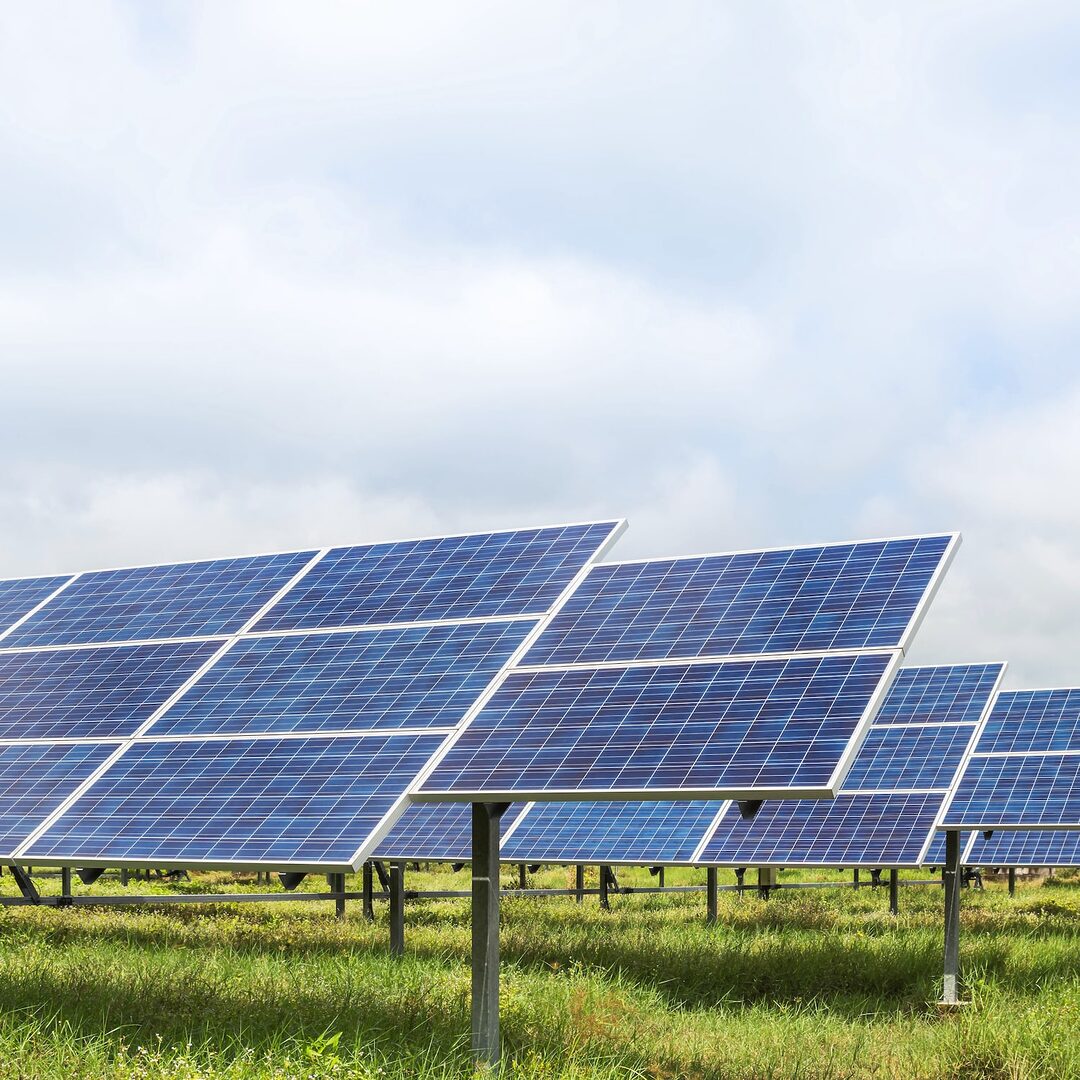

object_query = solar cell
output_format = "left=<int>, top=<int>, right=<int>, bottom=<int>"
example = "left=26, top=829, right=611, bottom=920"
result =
left=0, top=641, right=222, bottom=740
left=373, top=801, right=530, bottom=862
left=874, top=664, right=1004, bottom=726
left=24, top=733, right=446, bottom=868
left=0, top=741, right=118, bottom=857
left=418, top=652, right=896, bottom=799
left=841, top=723, right=977, bottom=792
left=941, top=753, right=1080, bottom=829
left=975, top=689, right=1080, bottom=754
left=253, top=522, right=624, bottom=633
left=149, top=621, right=534, bottom=738
left=965, top=829, right=1080, bottom=866
left=524, top=534, right=955, bottom=666
left=503, top=800, right=728, bottom=865
left=0, top=575, right=74, bottom=638
left=5, top=551, right=318, bottom=649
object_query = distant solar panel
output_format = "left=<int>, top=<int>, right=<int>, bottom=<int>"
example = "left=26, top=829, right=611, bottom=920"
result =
left=253, top=522, right=623, bottom=633
left=374, top=801, right=530, bottom=862
left=524, top=535, right=956, bottom=666
left=841, top=724, right=977, bottom=792
left=975, top=689, right=1080, bottom=754
left=23, top=733, right=446, bottom=868
left=0, top=574, right=73, bottom=638
left=0, top=641, right=221, bottom=740
left=874, top=663, right=1004, bottom=726
left=149, top=621, right=534, bottom=738
left=5, top=551, right=317, bottom=648
left=0, top=741, right=118, bottom=857
left=965, top=829, right=1080, bottom=866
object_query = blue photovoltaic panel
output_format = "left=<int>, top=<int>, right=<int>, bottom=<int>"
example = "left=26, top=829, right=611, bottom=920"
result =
left=0, top=575, right=73, bottom=636
left=841, top=724, right=977, bottom=792
left=373, top=801, right=529, bottom=861
left=26, top=733, right=445, bottom=866
left=875, top=664, right=1004, bottom=726
left=4, top=551, right=318, bottom=649
left=0, top=742, right=118, bottom=856
left=419, top=653, right=893, bottom=798
left=966, top=829, right=1080, bottom=867
left=922, top=832, right=949, bottom=865
left=975, top=690, right=1080, bottom=754
left=252, top=522, right=621, bottom=632
left=503, top=800, right=727, bottom=865
left=150, top=621, right=534, bottom=738
left=700, top=793, right=944, bottom=866
left=0, top=641, right=221, bottom=740
left=523, top=535, right=953, bottom=666
left=941, top=754, right=1080, bottom=829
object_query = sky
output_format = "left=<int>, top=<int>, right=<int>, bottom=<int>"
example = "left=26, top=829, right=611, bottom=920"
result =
left=0, top=2, right=1078, bottom=687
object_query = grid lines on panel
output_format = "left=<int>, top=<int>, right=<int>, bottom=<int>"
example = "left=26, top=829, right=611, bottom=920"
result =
left=0, top=575, right=74, bottom=636
left=976, top=689, right=1080, bottom=754
left=841, top=724, right=977, bottom=792
left=942, top=754, right=1080, bottom=828
left=373, top=802, right=529, bottom=861
left=149, top=621, right=534, bottom=738
left=0, top=640, right=223, bottom=740
left=5, top=551, right=318, bottom=649
left=524, top=535, right=953, bottom=666
left=253, top=522, right=621, bottom=632
left=966, top=829, right=1080, bottom=867
left=874, top=664, right=1004, bottom=726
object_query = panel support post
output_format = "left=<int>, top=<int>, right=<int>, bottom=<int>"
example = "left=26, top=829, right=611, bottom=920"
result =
left=889, top=869, right=899, bottom=916
left=61, top=867, right=72, bottom=900
left=389, top=861, right=405, bottom=956
left=942, top=830, right=961, bottom=1005
left=706, top=867, right=718, bottom=926
left=472, top=802, right=509, bottom=1071
left=1008, top=867, right=1016, bottom=897
left=329, top=872, right=346, bottom=920
left=518, top=863, right=527, bottom=889
left=599, top=865, right=612, bottom=911
left=362, top=861, right=374, bottom=921
left=575, top=864, right=584, bottom=904
left=853, top=868, right=860, bottom=889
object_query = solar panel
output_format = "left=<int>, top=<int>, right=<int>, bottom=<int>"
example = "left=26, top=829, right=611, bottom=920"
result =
left=874, top=663, right=1004, bottom=726
left=0, top=574, right=74, bottom=637
left=373, top=801, right=530, bottom=862
left=841, top=724, right=977, bottom=792
left=23, top=733, right=447, bottom=869
left=524, top=535, right=956, bottom=666
left=0, top=641, right=221, bottom=740
left=4, top=551, right=317, bottom=648
left=965, top=829, right=1080, bottom=866
left=149, top=621, right=535, bottom=738
left=975, top=689, right=1080, bottom=753
left=0, top=741, right=119, bottom=857
left=252, top=522, right=624, bottom=633
left=418, top=653, right=897, bottom=800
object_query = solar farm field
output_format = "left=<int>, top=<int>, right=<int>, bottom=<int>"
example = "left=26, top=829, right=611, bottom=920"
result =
left=2, top=865, right=1079, bottom=1079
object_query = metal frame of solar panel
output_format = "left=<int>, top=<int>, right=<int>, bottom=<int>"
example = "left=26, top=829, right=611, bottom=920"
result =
left=413, top=533, right=960, bottom=805
left=0, top=521, right=626, bottom=873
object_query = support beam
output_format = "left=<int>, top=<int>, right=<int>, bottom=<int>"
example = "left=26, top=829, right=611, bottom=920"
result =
left=362, top=861, right=374, bottom=921
left=757, top=866, right=775, bottom=900
left=9, top=865, right=40, bottom=904
left=373, top=860, right=392, bottom=892
left=60, top=867, right=72, bottom=905
left=599, top=865, right=613, bottom=911
left=389, top=861, right=405, bottom=956
left=942, top=829, right=962, bottom=1005
left=889, top=869, right=899, bottom=916
left=518, top=863, right=527, bottom=889
left=328, top=872, right=346, bottom=920
left=575, top=864, right=584, bottom=904
left=853, top=868, right=860, bottom=889
left=1008, top=866, right=1016, bottom=897
left=706, top=866, right=718, bottom=925
left=472, top=802, right=509, bottom=1071
left=735, top=867, right=746, bottom=896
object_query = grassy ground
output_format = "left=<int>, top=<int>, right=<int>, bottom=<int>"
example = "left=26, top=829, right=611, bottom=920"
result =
left=1, top=864, right=1079, bottom=1079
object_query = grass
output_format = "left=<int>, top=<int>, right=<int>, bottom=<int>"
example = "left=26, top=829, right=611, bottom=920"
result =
left=2, top=864, right=1080, bottom=1078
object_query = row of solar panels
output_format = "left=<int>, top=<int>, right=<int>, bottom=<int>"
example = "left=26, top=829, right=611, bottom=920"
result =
left=0, top=520, right=1074, bottom=873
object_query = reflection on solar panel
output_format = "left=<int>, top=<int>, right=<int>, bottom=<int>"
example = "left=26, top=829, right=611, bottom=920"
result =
left=0, top=575, right=73, bottom=638
left=699, top=664, right=1004, bottom=867
left=941, top=689, right=1080, bottom=830
left=25, top=733, right=446, bottom=868
left=253, top=523, right=623, bottom=632
left=5, top=551, right=317, bottom=648
left=525, top=535, right=956, bottom=666
left=503, top=800, right=727, bottom=865
left=966, top=829, right=1080, bottom=866
left=150, top=621, right=534, bottom=737
left=0, top=641, right=221, bottom=740
left=374, top=801, right=530, bottom=862
left=0, top=742, right=118, bottom=857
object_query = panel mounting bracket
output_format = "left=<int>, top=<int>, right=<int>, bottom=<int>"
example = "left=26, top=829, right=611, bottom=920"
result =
left=738, top=800, right=763, bottom=821
left=9, top=865, right=40, bottom=904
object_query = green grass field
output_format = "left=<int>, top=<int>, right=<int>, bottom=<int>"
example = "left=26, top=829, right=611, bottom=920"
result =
left=2, top=865, right=1079, bottom=1079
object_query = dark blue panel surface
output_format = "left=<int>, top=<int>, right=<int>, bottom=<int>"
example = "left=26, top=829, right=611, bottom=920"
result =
left=5, top=551, right=317, bottom=648
left=253, top=522, right=620, bottom=632
left=0, top=575, right=73, bottom=636
left=0, top=742, right=117, bottom=857
left=942, top=754, right=1080, bottom=828
left=151, top=621, right=533, bottom=738
left=373, top=802, right=529, bottom=861
left=976, top=690, right=1080, bottom=754
left=420, top=653, right=892, bottom=796
left=875, top=664, right=1004, bottom=725
left=524, top=535, right=952, bottom=665
left=503, top=800, right=726, bottom=864
left=842, top=723, right=977, bottom=792
left=26, top=733, right=444, bottom=865
left=966, top=829, right=1080, bottom=867
left=922, top=832, right=948, bottom=865
left=700, top=793, right=943, bottom=866
left=0, top=641, right=221, bottom=740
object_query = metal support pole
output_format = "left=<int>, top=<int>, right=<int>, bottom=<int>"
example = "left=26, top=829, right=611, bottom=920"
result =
left=853, top=868, right=860, bottom=889
left=518, top=863, right=527, bottom=889
left=599, top=865, right=611, bottom=910
left=706, top=866, right=718, bottom=925
left=575, top=864, right=584, bottom=904
left=658, top=866, right=665, bottom=888
left=472, top=802, right=508, bottom=1070
left=735, top=867, right=746, bottom=896
left=329, top=873, right=346, bottom=920
left=389, top=861, right=405, bottom=956
left=889, top=869, right=899, bottom=916
left=121, top=868, right=129, bottom=887
left=1008, top=866, right=1016, bottom=897
left=942, top=830, right=961, bottom=1005
left=363, top=861, right=374, bottom=921
left=61, top=867, right=72, bottom=900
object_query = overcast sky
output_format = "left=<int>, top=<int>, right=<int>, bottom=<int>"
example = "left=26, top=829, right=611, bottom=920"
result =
left=0, top=3, right=1078, bottom=686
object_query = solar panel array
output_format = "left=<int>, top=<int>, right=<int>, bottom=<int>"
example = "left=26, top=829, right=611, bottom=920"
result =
left=0, top=521, right=624, bottom=870
left=941, top=689, right=1080, bottom=830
